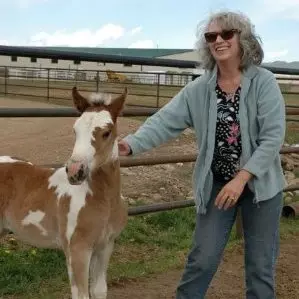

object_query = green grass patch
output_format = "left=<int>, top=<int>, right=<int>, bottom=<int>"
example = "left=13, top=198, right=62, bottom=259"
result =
left=285, top=125, right=299, bottom=144
left=0, top=207, right=298, bottom=299
left=280, top=217, right=299, bottom=239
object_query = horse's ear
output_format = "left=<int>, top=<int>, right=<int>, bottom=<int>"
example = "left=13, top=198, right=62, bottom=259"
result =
left=109, top=87, right=128, bottom=118
left=72, top=87, right=90, bottom=113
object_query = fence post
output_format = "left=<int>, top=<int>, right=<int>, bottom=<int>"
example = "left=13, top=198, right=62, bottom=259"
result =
left=47, top=69, right=50, bottom=101
left=96, top=71, right=99, bottom=92
left=156, top=73, right=160, bottom=108
left=4, top=66, right=7, bottom=95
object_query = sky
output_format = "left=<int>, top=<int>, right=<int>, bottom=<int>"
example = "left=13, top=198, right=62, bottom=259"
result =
left=0, top=0, right=299, bottom=62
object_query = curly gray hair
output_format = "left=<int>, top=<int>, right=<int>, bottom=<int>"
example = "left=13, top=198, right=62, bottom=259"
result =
left=195, top=10, right=264, bottom=71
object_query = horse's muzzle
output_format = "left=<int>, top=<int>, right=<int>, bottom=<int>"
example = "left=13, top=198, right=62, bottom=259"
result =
left=65, top=160, right=88, bottom=185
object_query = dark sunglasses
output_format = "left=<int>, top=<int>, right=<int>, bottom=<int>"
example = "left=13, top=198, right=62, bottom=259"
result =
left=204, top=29, right=240, bottom=43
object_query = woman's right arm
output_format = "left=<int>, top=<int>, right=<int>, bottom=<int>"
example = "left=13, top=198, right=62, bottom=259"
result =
left=119, top=84, right=194, bottom=156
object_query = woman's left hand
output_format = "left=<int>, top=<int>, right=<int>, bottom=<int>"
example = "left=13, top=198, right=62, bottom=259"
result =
left=214, top=170, right=253, bottom=210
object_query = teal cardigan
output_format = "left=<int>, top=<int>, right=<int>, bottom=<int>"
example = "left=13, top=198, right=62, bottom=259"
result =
left=123, top=65, right=287, bottom=214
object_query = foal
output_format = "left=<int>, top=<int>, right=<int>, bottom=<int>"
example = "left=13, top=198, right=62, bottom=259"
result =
left=0, top=87, right=128, bottom=299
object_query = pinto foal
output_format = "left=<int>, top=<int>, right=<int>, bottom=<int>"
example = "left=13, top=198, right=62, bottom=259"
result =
left=0, top=87, right=128, bottom=299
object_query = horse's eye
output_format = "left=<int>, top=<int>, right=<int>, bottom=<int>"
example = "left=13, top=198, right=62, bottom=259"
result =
left=102, top=131, right=111, bottom=139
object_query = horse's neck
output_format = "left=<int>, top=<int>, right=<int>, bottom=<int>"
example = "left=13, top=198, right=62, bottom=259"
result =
left=89, top=160, right=121, bottom=195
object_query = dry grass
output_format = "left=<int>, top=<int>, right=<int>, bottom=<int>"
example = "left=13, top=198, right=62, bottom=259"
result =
left=0, top=77, right=183, bottom=108
left=0, top=77, right=299, bottom=109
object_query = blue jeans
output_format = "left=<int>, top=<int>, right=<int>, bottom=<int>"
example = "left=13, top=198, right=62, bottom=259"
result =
left=176, top=178, right=283, bottom=299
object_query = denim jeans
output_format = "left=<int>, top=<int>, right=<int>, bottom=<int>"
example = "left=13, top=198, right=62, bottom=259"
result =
left=176, top=178, right=283, bottom=299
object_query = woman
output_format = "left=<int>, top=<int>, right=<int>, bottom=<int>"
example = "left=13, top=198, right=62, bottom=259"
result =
left=118, top=10, right=286, bottom=299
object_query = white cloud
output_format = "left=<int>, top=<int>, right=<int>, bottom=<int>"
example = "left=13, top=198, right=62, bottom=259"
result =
left=129, top=40, right=155, bottom=48
left=130, top=26, right=142, bottom=35
left=252, top=0, right=299, bottom=22
left=13, top=0, right=47, bottom=8
left=264, top=49, right=289, bottom=62
left=28, top=24, right=125, bottom=47
left=0, top=40, right=9, bottom=45
left=262, top=0, right=299, bottom=12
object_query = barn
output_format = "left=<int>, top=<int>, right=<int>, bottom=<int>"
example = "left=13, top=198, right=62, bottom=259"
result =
left=0, top=47, right=203, bottom=73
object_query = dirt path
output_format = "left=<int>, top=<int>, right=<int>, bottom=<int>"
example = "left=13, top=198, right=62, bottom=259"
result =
left=108, top=236, right=299, bottom=299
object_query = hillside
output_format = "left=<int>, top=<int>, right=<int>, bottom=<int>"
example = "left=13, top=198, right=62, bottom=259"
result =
left=264, top=61, right=299, bottom=69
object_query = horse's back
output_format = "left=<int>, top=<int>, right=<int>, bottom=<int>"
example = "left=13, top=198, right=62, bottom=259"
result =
left=0, top=156, right=61, bottom=248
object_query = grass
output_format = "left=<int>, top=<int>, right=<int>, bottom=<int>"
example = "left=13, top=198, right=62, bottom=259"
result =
left=285, top=123, right=299, bottom=144
left=1, top=206, right=298, bottom=299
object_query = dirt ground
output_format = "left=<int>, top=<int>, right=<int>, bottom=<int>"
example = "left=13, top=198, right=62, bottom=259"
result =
left=108, top=236, right=299, bottom=299
left=0, top=96, right=197, bottom=205
left=1, top=96, right=299, bottom=299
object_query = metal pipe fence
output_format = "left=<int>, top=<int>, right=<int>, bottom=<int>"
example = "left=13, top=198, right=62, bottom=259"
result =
left=1, top=99, right=299, bottom=239
left=0, top=106, right=299, bottom=118
left=0, top=106, right=158, bottom=118
left=0, top=66, right=197, bottom=108
left=128, top=184, right=299, bottom=216
left=0, top=63, right=299, bottom=108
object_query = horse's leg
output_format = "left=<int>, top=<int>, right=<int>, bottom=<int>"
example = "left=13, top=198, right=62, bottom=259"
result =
left=89, top=238, right=115, bottom=299
left=64, top=242, right=93, bottom=299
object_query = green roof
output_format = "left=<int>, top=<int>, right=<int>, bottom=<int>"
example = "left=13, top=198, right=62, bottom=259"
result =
left=37, top=47, right=193, bottom=58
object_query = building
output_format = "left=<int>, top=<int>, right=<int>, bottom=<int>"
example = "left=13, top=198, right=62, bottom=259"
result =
left=0, top=47, right=203, bottom=85
left=0, top=47, right=201, bottom=71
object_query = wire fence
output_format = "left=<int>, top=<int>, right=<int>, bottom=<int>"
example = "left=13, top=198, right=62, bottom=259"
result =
left=0, top=65, right=199, bottom=108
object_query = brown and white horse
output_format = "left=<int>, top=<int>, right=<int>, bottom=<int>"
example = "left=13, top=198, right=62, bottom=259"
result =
left=0, top=87, right=128, bottom=299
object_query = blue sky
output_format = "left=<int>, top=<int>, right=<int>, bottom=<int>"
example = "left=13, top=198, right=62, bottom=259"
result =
left=0, top=0, right=299, bottom=62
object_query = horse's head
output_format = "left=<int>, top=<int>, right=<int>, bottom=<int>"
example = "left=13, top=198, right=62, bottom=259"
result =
left=65, top=86, right=128, bottom=185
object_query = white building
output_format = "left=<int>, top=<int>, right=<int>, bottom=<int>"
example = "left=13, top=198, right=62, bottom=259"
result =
left=0, top=47, right=203, bottom=85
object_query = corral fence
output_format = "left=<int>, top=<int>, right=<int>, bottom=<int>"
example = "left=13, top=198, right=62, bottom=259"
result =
left=0, top=65, right=197, bottom=108
left=1, top=65, right=299, bottom=109
left=0, top=45, right=299, bottom=238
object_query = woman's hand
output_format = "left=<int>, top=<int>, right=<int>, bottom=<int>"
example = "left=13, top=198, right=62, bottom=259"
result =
left=118, top=139, right=132, bottom=156
left=214, top=170, right=253, bottom=210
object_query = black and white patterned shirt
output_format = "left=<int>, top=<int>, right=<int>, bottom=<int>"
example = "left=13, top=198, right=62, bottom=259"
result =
left=211, top=84, right=242, bottom=182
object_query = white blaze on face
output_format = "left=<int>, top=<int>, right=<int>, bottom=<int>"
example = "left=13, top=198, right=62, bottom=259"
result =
left=22, top=210, right=48, bottom=236
left=71, top=110, right=113, bottom=169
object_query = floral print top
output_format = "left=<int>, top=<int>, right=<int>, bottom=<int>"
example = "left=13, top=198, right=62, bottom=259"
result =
left=211, top=83, right=242, bottom=182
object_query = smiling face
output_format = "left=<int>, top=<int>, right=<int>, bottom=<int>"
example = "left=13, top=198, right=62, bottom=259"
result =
left=205, top=21, right=241, bottom=65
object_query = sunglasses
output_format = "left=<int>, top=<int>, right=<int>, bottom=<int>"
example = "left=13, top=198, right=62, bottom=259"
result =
left=204, top=29, right=240, bottom=43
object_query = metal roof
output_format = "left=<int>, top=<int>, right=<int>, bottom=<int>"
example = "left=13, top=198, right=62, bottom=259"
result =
left=31, top=46, right=193, bottom=58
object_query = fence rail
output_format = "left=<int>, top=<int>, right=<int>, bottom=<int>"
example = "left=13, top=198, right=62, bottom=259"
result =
left=34, top=146, right=299, bottom=169
left=1, top=106, right=299, bottom=118
left=128, top=184, right=299, bottom=216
